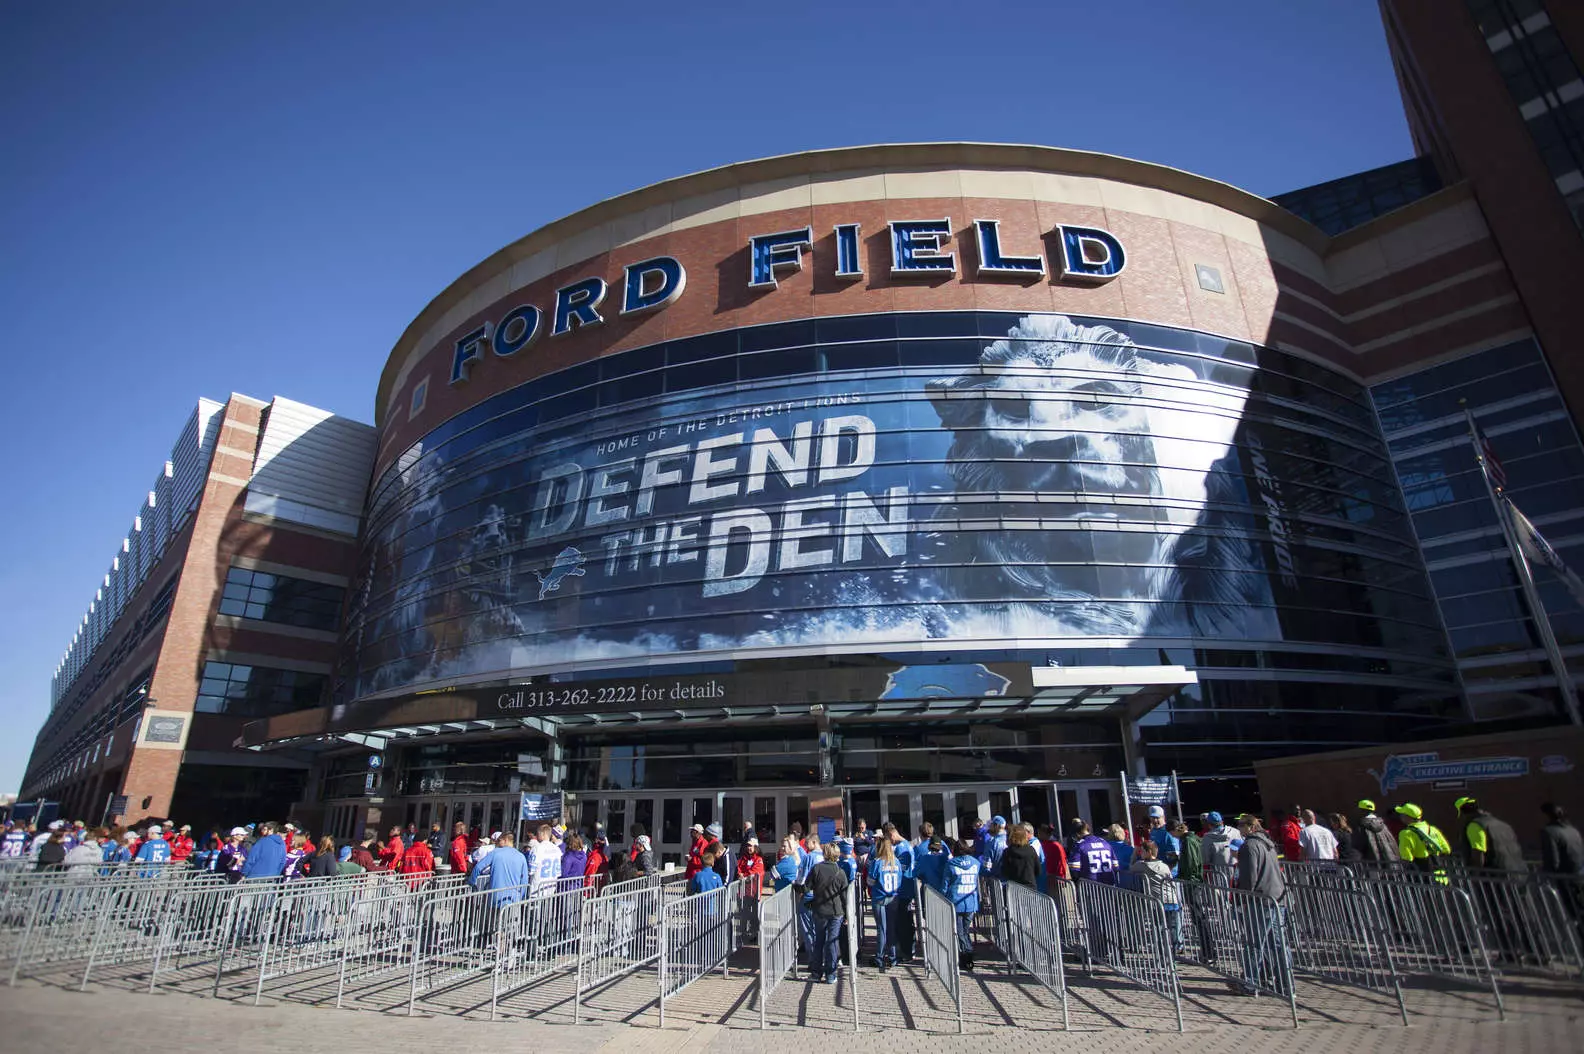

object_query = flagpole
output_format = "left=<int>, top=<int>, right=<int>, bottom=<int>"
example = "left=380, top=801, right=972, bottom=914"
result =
left=1463, top=405, right=1583, bottom=726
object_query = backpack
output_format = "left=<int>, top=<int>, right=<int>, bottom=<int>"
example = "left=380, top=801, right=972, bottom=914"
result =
left=1406, top=824, right=1453, bottom=871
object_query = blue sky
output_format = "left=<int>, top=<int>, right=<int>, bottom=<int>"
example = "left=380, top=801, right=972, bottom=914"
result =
left=0, top=1, right=1411, bottom=794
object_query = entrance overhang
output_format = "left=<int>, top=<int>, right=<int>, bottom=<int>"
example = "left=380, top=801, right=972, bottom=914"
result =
left=1030, top=665, right=1196, bottom=721
left=239, top=663, right=1196, bottom=753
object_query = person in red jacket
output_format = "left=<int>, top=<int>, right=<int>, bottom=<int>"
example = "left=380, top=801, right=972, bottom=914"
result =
left=585, top=834, right=610, bottom=889
left=1038, top=824, right=1069, bottom=881
left=1272, top=808, right=1304, bottom=860
left=379, top=826, right=406, bottom=871
left=399, top=834, right=434, bottom=890
left=168, top=825, right=196, bottom=864
left=735, top=837, right=766, bottom=884
left=684, top=824, right=707, bottom=878
left=448, top=821, right=470, bottom=876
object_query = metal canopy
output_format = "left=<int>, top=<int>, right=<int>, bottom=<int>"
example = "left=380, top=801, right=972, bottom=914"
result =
left=244, top=667, right=1193, bottom=754
left=1030, top=664, right=1196, bottom=720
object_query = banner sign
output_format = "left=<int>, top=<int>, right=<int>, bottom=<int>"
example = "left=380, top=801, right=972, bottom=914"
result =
left=1369, top=751, right=1529, bottom=794
left=520, top=792, right=563, bottom=823
left=352, top=313, right=1299, bottom=701
left=1123, top=776, right=1175, bottom=805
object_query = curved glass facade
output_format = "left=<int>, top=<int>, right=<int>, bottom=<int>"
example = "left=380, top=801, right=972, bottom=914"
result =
left=344, top=311, right=1457, bottom=760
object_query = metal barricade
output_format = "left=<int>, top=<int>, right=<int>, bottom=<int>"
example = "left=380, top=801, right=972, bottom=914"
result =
left=1459, top=869, right=1584, bottom=979
left=1049, top=878, right=1088, bottom=962
left=575, top=874, right=664, bottom=1023
left=918, top=884, right=963, bottom=1034
left=334, top=874, right=427, bottom=1007
left=7, top=875, right=121, bottom=984
left=657, top=878, right=743, bottom=1026
left=488, top=881, right=587, bottom=1019
left=1282, top=875, right=1408, bottom=1023
left=988, top=878, right=1070, bottom=1030
left=1073, top=878, right=1184, bottom=1031
left=147, top=876, right=246, bottom=992
left=1175, top=881, right=1298, bottom=1028
left=407, top=882, right=509, bottom=1014
left=244, top=876, right=367, bottom=1005
left=757, top=884, right=797, bottom=1029
left=1355, top=872, right=1505, bottom=1018
left=80, top=872, right=227, bottom=989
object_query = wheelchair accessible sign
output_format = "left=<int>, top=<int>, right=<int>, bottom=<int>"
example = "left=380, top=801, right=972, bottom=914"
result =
left=1369, top=751, right=1529, bottom=795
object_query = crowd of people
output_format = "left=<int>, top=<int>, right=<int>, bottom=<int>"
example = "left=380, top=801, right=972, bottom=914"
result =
left=5, top=794, right=1578, bottom=982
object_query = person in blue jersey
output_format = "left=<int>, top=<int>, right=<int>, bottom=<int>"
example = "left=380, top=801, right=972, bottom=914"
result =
left=240, top=822, right=286, bottom=881
left=867, top=837, right=905, bottom=969
left=913, top=836, right=951, bottom=897
left=947, top=840, right=981, bottom=972
left=1105, top=824, right=1135, bottom=869
left=688, top=848, right=725, bottom=895
left=134, top=826, right=172, bottom=874
left=1146, top=806, right=1181, bottom=878
left=883, top=823, right=918, bottom=963
left=980, top=816, right=1009, bottom=876
left=772, top=835, right=801, bottom=892
left=794, top=832, right=821, bottom=968
left=1070, top=822, right=1119, bottom=884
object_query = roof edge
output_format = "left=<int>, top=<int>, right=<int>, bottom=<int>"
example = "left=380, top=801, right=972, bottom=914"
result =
left=375, top=142, right=1331, bottom=423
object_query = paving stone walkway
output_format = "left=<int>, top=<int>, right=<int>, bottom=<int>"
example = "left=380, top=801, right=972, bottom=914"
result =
left=4, top=951, right=1580, bottom=1053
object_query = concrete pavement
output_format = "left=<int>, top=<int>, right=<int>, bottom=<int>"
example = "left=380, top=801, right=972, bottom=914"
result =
left=2, top=956, right=1580, bottom=1053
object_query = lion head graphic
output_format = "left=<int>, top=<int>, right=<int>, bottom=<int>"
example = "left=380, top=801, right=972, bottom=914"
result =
left=926, top=314, right=1276, bottom=639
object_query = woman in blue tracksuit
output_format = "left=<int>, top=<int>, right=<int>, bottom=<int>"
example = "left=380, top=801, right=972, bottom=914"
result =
left=948, top=840, right=981, bottom=972
left=772, top=836, right=801, bottom=891
left=867, top=838, right=904, bottom=969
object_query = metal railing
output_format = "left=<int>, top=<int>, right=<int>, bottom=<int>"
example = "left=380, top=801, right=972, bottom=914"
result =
left=658, top=878, right=746, bottom=1026
left=758, top=884, right=797, bottom=1029
left=488, top=880, right=588, bottom=1019
left=1174, top=880, right=1298, bottom=1027
left=575, top=873, right=665, bottom=1023
left=918, top=884, right=963, bottom=1034
left=985, top=878, right=1070, bottom=1030
left=1281, top=876, right=1408, bottom=1024
left=1073, top=877, right=1184, bottom=1031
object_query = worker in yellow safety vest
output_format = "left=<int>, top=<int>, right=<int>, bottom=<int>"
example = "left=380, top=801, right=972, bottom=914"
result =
left=1393, top=803, right=1451, bottom=884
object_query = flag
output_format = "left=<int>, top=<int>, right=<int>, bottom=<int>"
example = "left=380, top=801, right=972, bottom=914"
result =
left=1506, top=498, right=1584, bottom=608
left=1474, top=423, right=1507, bottom=490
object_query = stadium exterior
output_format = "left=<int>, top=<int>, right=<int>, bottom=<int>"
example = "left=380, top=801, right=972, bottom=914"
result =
left=22, top=2, right=1584, bottom=853
left=248, top=137, right=1578, bottom=858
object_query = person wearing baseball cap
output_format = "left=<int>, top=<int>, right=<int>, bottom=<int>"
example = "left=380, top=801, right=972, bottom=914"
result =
left=1145, top=805, right=1181, bottom=878
left=1453, top=796, right=1525, bottom=872
left=1393, top=804, right=1451, bottom=881
left=1353, top=800, right=1399, bottom=865
left=134, top=824, right=171, bottom=871
left=168, top=824, right=195, bottom=865
left=684, top=824, right=708, bottom=879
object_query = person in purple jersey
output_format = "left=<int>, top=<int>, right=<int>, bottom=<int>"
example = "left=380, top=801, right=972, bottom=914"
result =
left=1069, top=821, right=1119, bottom=884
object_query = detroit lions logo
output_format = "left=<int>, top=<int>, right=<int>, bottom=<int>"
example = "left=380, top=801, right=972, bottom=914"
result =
left=533, top=547, right=586, bottom=600
left=881, top=664, right=1011, bottom=700
left=926, top=314, right=1272, bottom=638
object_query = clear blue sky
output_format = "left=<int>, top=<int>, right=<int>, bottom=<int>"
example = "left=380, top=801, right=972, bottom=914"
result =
left=0, top=1, right=1410, bottom=794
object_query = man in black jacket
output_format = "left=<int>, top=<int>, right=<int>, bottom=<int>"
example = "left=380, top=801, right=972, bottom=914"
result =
left=805, top=843, right=850, bottom=984
left=1454, top=797, right=1525, bottom=872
